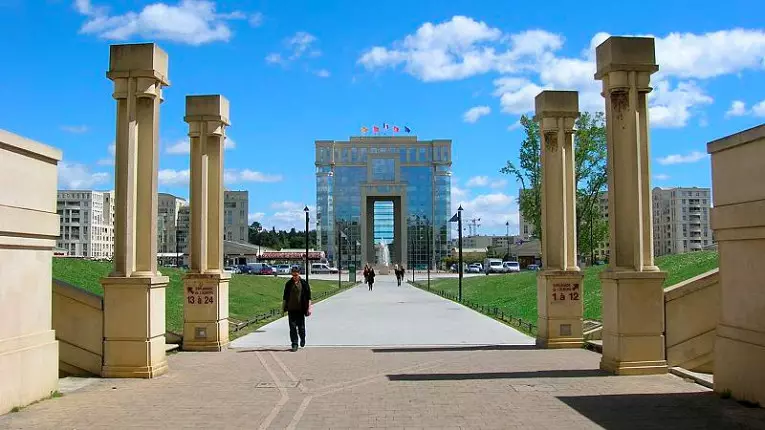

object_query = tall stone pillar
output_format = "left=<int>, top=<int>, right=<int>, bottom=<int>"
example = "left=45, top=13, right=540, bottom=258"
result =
left=534, top=91, right=584, bottom=349
left=707, top=124, right=765, bottom=407
left=101, top=43, right=170, bottom=378
left=595, top=37, right=667, bottom=375
left=182, top=95, right=231, bottom=351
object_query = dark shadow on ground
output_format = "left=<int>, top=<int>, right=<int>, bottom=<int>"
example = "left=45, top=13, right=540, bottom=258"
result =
left=372, top=344, right=537, bottom=353
left=234, top=348, right=291, bottom=353
left=557, top=392, right=765, bottom=430
left=388, top=369, right=609, bottom=380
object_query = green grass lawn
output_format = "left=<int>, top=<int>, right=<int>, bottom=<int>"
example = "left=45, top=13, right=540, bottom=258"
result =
left=418, top=251, right=719, bottom=325
left=52, top=258, right=352, bottom=333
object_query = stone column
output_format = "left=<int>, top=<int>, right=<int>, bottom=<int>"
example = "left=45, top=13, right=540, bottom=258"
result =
left=101, top=43, right=170, bottom=378
left=182, top=95, right=231, bottom=351
left=707, top=124, right=765, bottom=407
left=595, top=36, right=667, bottom=375
left=534, top=91, right=585, bottom=349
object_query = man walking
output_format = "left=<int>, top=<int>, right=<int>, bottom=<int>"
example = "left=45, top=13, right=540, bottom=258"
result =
left=282, top=266, right=312, bottom=352
left=366, top=265, right=376, bottom=291
left=394, top=264, right=405, bottom=286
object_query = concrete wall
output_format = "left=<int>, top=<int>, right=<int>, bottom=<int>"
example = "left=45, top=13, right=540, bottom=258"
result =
left=52, top=280, right=103, bottom=376
left=0, top=129, right=61, bottom=414
left=664, top=269, right=719, bottom=373
left=708, top=124, right=765, bottom=406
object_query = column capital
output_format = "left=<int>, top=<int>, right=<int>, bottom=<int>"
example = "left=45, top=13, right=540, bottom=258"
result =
left=106, top=43, right=170, bottom=86
left=534, top=90, right=580, bottom=121
left=594, top=36, right=658, bottom=80
left=184, top=95, right=231, bottom=126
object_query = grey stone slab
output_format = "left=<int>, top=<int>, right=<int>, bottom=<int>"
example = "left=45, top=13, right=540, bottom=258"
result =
left=231, top=275, right=535, bottom=348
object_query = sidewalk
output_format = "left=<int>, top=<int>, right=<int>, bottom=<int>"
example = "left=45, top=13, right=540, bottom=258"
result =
left=231, top=276, right=535, bottom=348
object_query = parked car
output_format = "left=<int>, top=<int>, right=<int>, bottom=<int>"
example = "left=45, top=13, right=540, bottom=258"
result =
left=246, top=263, right=275, bottom=275
left=311, top=262, right=339, bottom=274
left=237, top=264, right=254, bottom=274
left=483, top=258, right=505, bottom=274
left=274, top=264, right=292, bottom=275
left=224, top=265, right=241, bottom=274
left=503, top=261, right=521, bottom=273
left=527, top=264, right=540, bottom=271
left=466, top=264, right=482, bottom=273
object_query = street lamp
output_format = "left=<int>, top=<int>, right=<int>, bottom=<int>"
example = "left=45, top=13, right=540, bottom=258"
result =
left=304, top=206, right=309, bottom=282
left=426, top=218, right=431, bottom=290
left=256, top=225, right=263, bottom=261
left=505, top=221, right=510, bottom=260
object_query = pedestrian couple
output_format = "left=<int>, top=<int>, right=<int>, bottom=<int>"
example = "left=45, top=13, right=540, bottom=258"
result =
left=394, top=264, right=406, bottom=286
left=282, top=266, right=312, bottom=352
left=363, top=263, right=375, bottom=291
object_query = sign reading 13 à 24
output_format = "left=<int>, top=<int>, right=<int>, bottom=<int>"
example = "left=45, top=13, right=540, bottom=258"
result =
left=551, top=283, right=580, bottom=302
left=186, top=285, right=215, bottom=305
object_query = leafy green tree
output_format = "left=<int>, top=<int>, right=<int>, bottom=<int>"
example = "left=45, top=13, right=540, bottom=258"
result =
left=501, top=112, right=608, bottom=262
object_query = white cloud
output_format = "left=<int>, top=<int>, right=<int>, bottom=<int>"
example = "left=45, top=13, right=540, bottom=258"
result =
left=254, top=202, right=316, bottom=231
left=58, top=162, right=110, bottom=189
left=266, top=31, right=321, bottom=66
left=451, top=185, right=468, bottom=201
left=248, top=212, right=265, bottom=224
left=225, top=169, right=283, bottom=184
left=314, top=69, right=331, bottom=78
left=165, top=136, right=236, bottom=155
left=648, top=80, right=713, bottom=128
left=725, top=100, right=747, bottom=117
left=654, top=174, right=671, bottom=181
left=490, top=179, right=508, bottom=189
left=466, top=176, right=489, bottom=187
left=656, top=151, right=707, bottom=165
left=463, top=105, right=491, bottom=123
left=248, top=12, right=263, bottom=27
left=158, top=168, right=190, bottom=186
left=452, top=192, right=519, bottom=233
left=507, top=121, right=521, bottom=131
left=493, top=77, right=545, bottom=114
left=753, top=100, right=765, bottom=117
left=60, top=125, right=89, bottom=134
left=75, top=0, right=248, bottom=45
left=96, top=143, right=116, bottom=166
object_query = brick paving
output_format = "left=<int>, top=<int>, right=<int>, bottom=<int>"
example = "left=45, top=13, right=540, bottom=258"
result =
left=3, top=347, right=765, bottom=429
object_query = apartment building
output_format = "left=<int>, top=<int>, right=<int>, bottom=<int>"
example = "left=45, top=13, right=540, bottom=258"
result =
left=652, top=187, right=712, bottom=256
left=157, top=193, right=187, bottom=254
left=224, top=190, right=249, bottom=243
left=56, top=190, right=115, bottom=258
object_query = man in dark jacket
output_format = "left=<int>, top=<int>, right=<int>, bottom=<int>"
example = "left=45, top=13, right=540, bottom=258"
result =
left=282, top=266, right=312, bottom=352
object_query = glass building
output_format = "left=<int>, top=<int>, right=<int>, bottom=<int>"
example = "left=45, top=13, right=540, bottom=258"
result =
left=315, top=136, right=452, bottom=270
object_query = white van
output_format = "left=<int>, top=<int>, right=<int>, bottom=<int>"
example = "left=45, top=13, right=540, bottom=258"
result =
left=311, top=262, right=338, bottom=274
left=483, top=258, right=505, bottom=274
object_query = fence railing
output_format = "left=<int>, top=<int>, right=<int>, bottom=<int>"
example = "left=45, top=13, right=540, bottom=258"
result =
left=230, top=282, right=358, bottom=333
left=412, top=282, right=537, bottom=336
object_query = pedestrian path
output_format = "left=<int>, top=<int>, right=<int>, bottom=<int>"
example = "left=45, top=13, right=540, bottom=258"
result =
left=231, top=275, right=535, bottom=348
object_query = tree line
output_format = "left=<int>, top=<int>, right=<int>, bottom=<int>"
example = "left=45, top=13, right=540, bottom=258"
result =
left=248, top=221, right=317, bottom=250
left=501, top=112, right=609, bottom=264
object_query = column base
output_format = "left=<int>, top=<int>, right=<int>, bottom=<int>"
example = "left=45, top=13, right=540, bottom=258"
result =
left=536, top=270, right=584, bottom=349
left=182, top=272, right=230, bottom=352
left=599, top=269, right=668, bottom=376
left=0, top=331, right=58, bottom=415
left=714, top=323, right=765, bottom=406
left=101, top=274, right=169, bottom=379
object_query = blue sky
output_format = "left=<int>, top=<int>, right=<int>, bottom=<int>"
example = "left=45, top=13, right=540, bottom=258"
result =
left=1, top=0, right=764, bottom=235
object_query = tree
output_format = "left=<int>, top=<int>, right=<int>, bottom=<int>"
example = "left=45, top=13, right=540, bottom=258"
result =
left=500, top=115, right=542, bottom=240
left=500, top=112, right=608, bottom=262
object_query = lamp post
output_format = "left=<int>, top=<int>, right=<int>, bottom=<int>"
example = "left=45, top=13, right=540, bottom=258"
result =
left=426, top=219, right=431, bottom=291
left=256, top=225, right=263, bottom=261
left=505, top=221, right=510, bottom=260
left=338, top=227, right=346, bottom=289
left=457, top=206, right=463, bottom=302
left=175, top=225, right=181, bottom=268
left=304, top=206, right=309, bottom=282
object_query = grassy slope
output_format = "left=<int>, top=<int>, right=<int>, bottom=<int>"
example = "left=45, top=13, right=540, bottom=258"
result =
left=52, top=258, right=349, bottom=333
left=421, top=251, right=719, bottom=323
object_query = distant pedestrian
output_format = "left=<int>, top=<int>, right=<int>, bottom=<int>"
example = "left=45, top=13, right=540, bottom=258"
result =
left=366, top=265, right=376, bottom=291
left=282, top=266, right=312, bottom=352
left=394, top=264, right=405, bottom=286
left=363, top=263, right=370, bottom=284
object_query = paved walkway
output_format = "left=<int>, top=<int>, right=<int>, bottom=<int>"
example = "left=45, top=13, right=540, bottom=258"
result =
left=3, top=279, right=765, bottom=429
left=232, top=277, right=534, bottom=348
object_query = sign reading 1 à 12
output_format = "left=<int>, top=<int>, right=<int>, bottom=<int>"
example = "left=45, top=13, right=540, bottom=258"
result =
left=552, top=283, right=580, bottom=301
left=186, top=286, right=215, bottom=305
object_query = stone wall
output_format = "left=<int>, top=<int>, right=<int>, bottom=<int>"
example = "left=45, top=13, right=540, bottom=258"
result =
left=664, top=269, right=719, bottom=373
left=0, top=129, right=61, bottom=414
left=52, top=280, right=103, bottom=376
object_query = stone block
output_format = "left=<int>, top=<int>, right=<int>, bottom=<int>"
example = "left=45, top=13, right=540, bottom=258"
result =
left=185, top=95, right=230, bottom=124
left=534, top=91, right=579, bottom=118
left=536, top=270, right=584, bottom=349
left=595, top=36, right=658, bottom=78
left=108, top=43, right=169, bottom=84
left=182, top=272, right=230, bottom=351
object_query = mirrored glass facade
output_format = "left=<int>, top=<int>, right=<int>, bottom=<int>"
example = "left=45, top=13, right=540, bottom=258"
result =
left=315, top=136, right=452, bottom=270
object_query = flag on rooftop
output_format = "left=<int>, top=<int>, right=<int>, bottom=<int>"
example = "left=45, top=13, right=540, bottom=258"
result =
left=360, top=126, right=368, bottom=134
left=383, top=123, right=389, bottom=129
left=373, top=125, right=380, bottom=133
left=393, top=125, right=400, bottom=133
left=404, top=126, right=411, bottom=133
